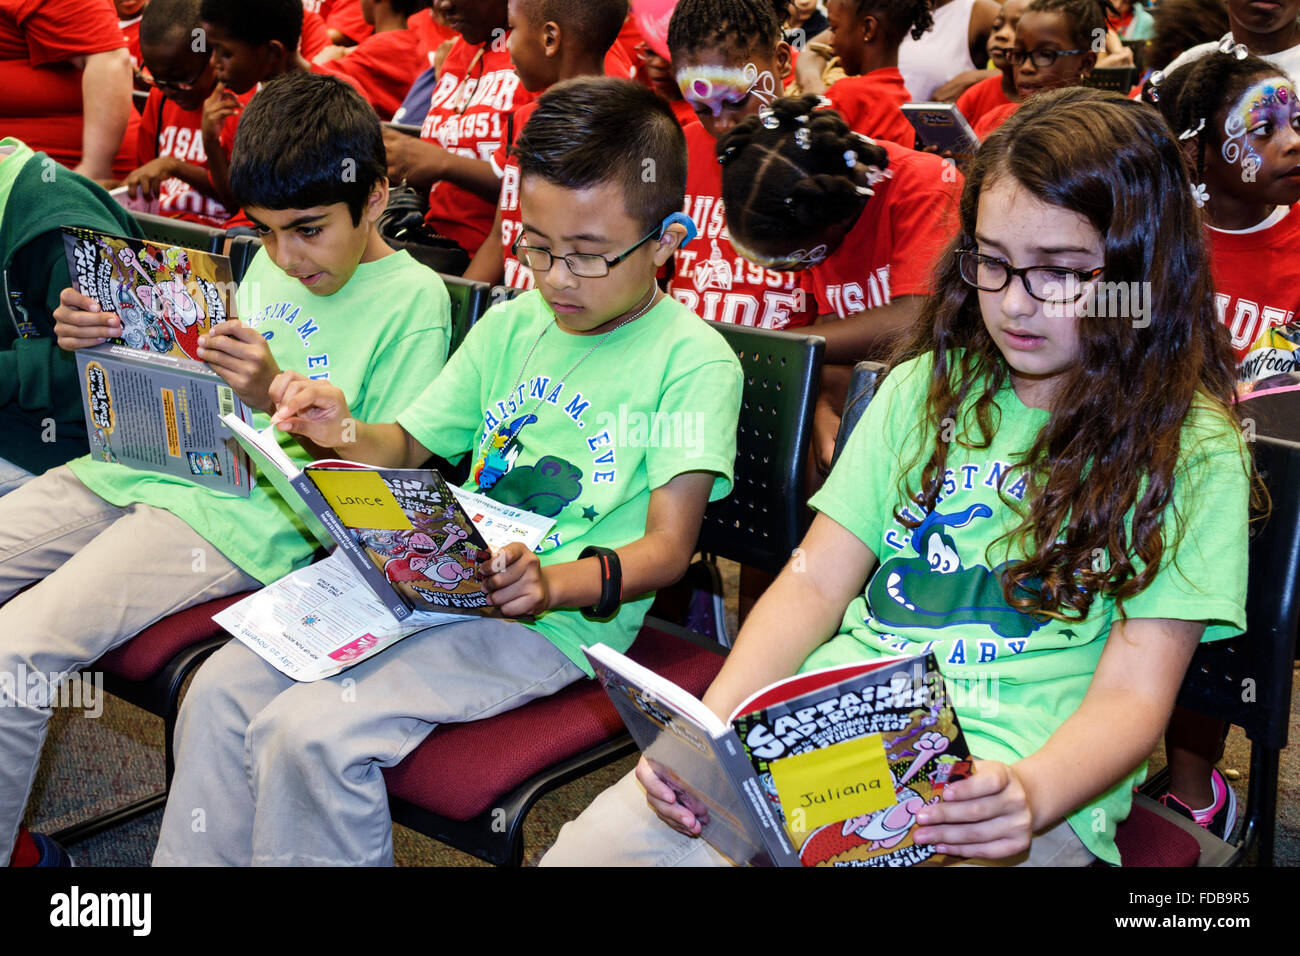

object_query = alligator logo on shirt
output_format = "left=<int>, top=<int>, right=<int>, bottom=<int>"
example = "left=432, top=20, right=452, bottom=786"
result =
left=866, top=504, right=1048, bottom=639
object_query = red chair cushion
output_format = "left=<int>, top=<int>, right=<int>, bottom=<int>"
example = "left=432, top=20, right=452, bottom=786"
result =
left=97, top=592, right=253, bottom=682
left=1114, top=802, right=1203, bottom=866
left=382, top=626, right=725, bottom=822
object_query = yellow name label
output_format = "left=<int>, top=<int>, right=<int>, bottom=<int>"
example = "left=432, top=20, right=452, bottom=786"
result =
left=309, top=470, right=411, bottom=530
left=768, top=733, right=895, bottom=834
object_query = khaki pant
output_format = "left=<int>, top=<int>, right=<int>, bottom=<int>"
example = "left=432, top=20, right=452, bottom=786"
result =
left=0, top=465, right=260, bottom=863
left=540, top=768, right=1097, bottom=867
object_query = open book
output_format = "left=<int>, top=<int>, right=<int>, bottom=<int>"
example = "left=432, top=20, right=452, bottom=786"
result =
left=223, top=413, right=554, bottom=621
left=585, top=645, right=971, bottom=867
left=61, top=226, right=255, bottom=495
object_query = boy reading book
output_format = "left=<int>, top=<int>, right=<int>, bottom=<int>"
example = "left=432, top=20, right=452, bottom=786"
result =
left=0, top=72, right=450, bottom=868
left=151, top=76, right=743, bottom=866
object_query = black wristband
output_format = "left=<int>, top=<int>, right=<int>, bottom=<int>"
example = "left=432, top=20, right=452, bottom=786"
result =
left=579, top=545, right=622, bottom=619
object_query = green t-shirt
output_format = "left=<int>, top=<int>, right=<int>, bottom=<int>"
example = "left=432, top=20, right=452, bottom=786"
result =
left=397, top=290, right=743, bottom=673
left=804, top=354, right=1249, bottom=864
left=69, top=247, right=451, bottom=584
left=0, top=138, right=34, bottom=201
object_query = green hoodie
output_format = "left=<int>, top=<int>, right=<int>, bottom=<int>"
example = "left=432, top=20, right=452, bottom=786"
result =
left=0, top=139, right=140, bottom=473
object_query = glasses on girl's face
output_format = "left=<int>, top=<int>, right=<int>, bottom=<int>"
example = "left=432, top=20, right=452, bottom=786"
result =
left=511, top=229, right=659, bottom=278
left=958, top=250, right=1103, bottom=303
left=1005, top=47, right=1087, bottom=68
left=137, top=65, right=208, bottom=92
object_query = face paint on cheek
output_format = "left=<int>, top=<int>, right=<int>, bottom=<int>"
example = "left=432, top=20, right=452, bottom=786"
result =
left=1224, top=79, right=1298, bottom=177
left=676, top=62, right=779, bottom=115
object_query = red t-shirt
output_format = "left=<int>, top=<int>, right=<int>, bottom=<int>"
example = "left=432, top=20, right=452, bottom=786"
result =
left=409, top=7, right=456, bottom=70
left=136, top=88, right=230, bottom=226
left=301, top=10, right=331, bottom=60
left=120, top=14, right=141, bottom=70
left=1208, top=205, right=1300, bottom=367
left=0, top=0, right=132, bottom=171
left=605, top=43, right=636, bottom=81
left=613, top=13, right=642, bottom=76
left=315, top=28, right=422, bottom=119
left=421, top=38, right=532, bottom=253
left=973, top=100, right=1019, bottom=140
left=668, top=121, right=816, bottom=329
left=216, top=85, right=260, bottom=229
left=302, top=0, right=332, bottom=15
left=801, top=140, right=962, bottom=318
left=954, top=73, right=1014, bottom=126
left=825, top=68, right=916, bottom=149
left=326, top=0, right=372, bottom=45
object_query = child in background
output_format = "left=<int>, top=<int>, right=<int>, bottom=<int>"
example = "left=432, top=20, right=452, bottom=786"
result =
left=1149, top=50, right=1300, bottom=838
left=124, top=0, right=230, bottom=226
left=663, top=0, right=817, bottom=329
left=117, top=0, right=149, bottom=74
left=326, top=0, right=374, bottom=44
left=1142, top=0, right=1229, bottom=79
left=1111, top=0, right=1153, bottom=42
left=312, top=0, right=427, bottom=118
left=955, top=0, right=1026, bottom=126
left=823, top=0, right=932, bottom=147
left=1, top=73, right=451, bottom=868
left=198, top=0, right=309, bottom=215
left=153, top=77, right=742, bottom=866
left=898, top=0, right=1002, bottom=102
left=463, top=0, right=630, bottom=288
left=382, top=0, right=530, bottom=274
left=1160, top=0, right=1300, bottom=84
left=971, top=0, right=1101, bottom=138
left=543, top=87, right=1253, bottom=868
left=718, top=95, right=961, bottom=467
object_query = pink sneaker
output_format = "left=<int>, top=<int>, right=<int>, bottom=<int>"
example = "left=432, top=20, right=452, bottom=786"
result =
left=1161, top=768, right=1238, bottom=840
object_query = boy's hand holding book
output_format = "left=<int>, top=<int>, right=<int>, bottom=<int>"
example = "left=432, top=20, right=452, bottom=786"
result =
left=53, top=287, right=120, bottom=350
left=197, top=319, right=283, bottom=414
left=477, top=542, right=551, bottom=618
left=268, top=371, right=355, bottom=448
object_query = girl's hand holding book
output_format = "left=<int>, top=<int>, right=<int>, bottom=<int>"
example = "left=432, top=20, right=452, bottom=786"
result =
left=635, top=755, right=703, bottom=837
left=912, top=759, right=1034, bottom=860
left=53, top=287, right=120, bottom=350
left=268, top=370, right=355, bottom=448
left=199, top=319, right=283, bottom=414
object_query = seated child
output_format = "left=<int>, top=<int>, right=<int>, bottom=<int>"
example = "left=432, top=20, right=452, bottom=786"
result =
left=312, top=0, right=426, bottom=118
left=717, top=95, right=962, bottom=468
left=823, top=0, right=932, bottom=147
left=955, top=0, right=1027, bottom=126
left=151, top=76, right=743, bottom=866
left=663, top=0, right=817, bottom=329
left=1161, top=0, right=1300, bottom=85
left=971, top=0, right=1102, bottom=139
left=463, top=0, right=630, bottom=288
left=382, top=0, right=530, bottom=272
left=0, top=144, right=140, bottom=500
left=198, top=0, right=309, bottom=215
left=1151, top=48, right=1300, bottom=838
left=124, top=0, right=231, bottom=226
left=1, top=72, right=450, bottom=867
left=898, top=0, right=1003, bottom=101
left=542, top=87, right=1253, bottom=868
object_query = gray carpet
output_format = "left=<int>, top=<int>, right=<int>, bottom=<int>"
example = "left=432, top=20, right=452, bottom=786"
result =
left=22, top=558, right=1300, bottom=866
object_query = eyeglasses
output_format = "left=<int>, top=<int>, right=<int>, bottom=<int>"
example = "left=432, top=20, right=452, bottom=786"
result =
left=511, top=229, right=660, bottom=278
left=1005, top=47, right=1088, bottom=68
left=957, top=250, right=1103, bottom=303
left=137, top=64, right=209, bottom=92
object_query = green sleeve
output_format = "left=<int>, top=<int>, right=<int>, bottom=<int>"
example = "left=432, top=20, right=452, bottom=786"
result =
left=396, top=318, right=488, bottom=463
left=0, top=232, right=81, bottom=423
left=644, top=351, right=742, bottom=500
left=1121, top=409, right=1250, bottom=640
left=352, top=274, right=452, bottom=424
left=809, top=355, right=930, bottom=552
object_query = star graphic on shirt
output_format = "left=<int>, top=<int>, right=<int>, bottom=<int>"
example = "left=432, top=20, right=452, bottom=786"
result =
left=582, top=506, right=599, bottom=521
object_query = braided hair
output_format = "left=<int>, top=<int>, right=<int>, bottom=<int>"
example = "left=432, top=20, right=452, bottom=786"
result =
left=1023, top=0, right=1112, bottom=48
left=854, top=0, right=935, bottom=45
left=717, top=95, right=889, bottom=254
left=1153, top=50, right=1286, bottom=187
left=667, top=0, right=784, bottom=59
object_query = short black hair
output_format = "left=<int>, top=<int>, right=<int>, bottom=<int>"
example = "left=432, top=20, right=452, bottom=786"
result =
left=513, top=76, right=687, bottom=234
left=199, top=0, right=302, bottom=51
left=667, top=0, right=782, bottom=60
left=1023, top=0, right=1108, bottom=48
left=522, top=0, right=627, bottom=55
left=230, top=73, right=386, bottom=224
left=141, top=0, right=202, bottom=47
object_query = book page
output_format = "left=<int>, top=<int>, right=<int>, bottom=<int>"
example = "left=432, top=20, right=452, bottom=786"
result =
left=214, top=551, right=462, bottom=681
left=449, top=485, right=555, bottom=552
